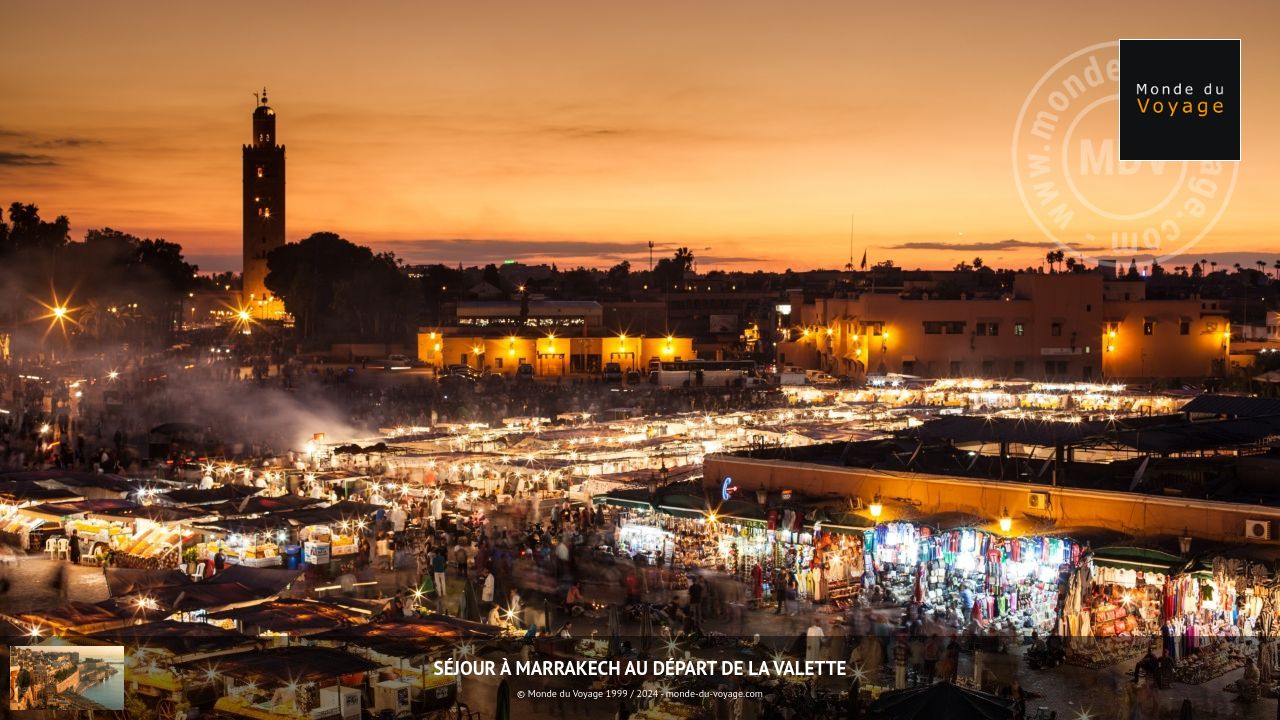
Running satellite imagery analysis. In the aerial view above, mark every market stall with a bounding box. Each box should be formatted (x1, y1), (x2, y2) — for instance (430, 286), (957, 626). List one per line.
(863, 522), (1075, 637)
(176, 646), (380, 720)
(312, 614), (504, 713)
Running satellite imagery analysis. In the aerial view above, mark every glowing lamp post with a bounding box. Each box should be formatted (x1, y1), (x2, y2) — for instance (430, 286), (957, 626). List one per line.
(998, 508), (1013, 534)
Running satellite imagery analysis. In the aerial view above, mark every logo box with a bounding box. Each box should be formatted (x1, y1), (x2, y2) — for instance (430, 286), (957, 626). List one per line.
(1119, 39), (1241, 161)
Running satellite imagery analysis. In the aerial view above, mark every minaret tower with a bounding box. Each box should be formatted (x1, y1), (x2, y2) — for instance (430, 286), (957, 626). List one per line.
(242, 87), (286, 317)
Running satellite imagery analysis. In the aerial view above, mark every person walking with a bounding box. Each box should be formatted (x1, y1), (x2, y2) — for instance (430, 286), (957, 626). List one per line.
(67, 530), (81, 565)
(432, 548), (449, 600)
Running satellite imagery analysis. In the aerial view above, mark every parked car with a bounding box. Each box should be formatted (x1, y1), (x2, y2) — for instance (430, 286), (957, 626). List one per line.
(516, 363), (535, 382)
(444, 364), (481, 380)
(602, 362), (623, 383)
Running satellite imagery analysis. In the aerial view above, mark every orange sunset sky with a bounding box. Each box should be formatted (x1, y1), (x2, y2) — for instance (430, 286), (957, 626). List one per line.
(1, 1), (1276, 273)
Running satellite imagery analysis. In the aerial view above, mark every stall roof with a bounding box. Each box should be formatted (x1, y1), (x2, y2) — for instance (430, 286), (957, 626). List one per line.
(4, 601), (133, 634)
(175, 646), (381, 684)
(911, 415), (1107, 447)
(90, 505), (212, 523)
(105, 565), (303, 614)
(1180, 394), (1280, 418)
(105, 568), (192, 598)
(23, 498), (140, 520)
(312, 615), (502, 659)
(0, 481), (82, 503)
(157, 485), (258, 506)
(207, 494), (323, 516)
(91, 620), (256, 655)
(205, 599), (368, 633)
(1110, 415), (1280, 453)
(0, 470), (135, 493)
(285, 500), (384, 526)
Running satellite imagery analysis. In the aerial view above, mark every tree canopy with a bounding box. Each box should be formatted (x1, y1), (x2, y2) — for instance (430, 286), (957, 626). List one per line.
(265, 231), (421, 341)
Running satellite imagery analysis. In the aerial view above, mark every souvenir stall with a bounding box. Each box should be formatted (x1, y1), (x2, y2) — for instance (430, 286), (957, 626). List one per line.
(1058, 547), (1175, 669)
(863, 522), (1076, 637)
(1060, 548), (1272, 681)
(1161, 556), (1273, 684)
(614, 512), (676, 565)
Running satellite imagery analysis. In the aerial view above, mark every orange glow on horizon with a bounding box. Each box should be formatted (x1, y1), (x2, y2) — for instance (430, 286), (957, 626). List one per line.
(1, 3), (1275, 272)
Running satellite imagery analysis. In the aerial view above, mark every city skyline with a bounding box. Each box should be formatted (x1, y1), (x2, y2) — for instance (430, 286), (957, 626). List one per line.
(2, 1), (1279, 274)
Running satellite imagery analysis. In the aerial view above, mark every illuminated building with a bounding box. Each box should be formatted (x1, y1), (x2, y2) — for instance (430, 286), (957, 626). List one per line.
(241, 87), (287, 319)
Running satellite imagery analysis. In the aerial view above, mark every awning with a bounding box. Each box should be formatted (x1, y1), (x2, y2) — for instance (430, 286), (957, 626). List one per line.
(1090, 546), (1183, 572)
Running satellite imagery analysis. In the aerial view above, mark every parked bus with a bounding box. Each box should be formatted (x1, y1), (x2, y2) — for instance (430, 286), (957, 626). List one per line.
(648, 359), (763, 388)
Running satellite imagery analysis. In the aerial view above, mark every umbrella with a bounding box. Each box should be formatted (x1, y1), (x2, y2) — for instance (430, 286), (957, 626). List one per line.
(607, 603), (621, 657)
(496, 678), (512, 720)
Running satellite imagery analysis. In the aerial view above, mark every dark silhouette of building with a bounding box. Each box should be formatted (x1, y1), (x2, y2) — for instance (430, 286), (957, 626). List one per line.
(242, 87), (286, 317)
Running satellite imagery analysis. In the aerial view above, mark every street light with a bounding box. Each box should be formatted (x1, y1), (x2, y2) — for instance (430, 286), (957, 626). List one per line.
(999, 508), (1013, 533)
(868, 493), (883, 519)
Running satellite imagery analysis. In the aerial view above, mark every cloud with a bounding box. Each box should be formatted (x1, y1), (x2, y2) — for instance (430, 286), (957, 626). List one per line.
(0, 151), (56, 166)
(885, 238), (1106, 253)
(34, 137), (103, 149)
(369, 238), (763, 267)
(541, 125), (631, 139)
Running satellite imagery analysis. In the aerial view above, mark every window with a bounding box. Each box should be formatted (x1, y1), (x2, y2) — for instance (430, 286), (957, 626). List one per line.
(1082, 365), (1094, 380)
(460, 353), (469, 365)
(1014, 323), (1026, 336)
(1085, 304), (1092, 312)
(1051, 322), (1063, 337)
(975, 322), (999, 336)
(494, 358), (504, 369)
(949, 360), (961, 375)
(981, 360), (994, 376)
(256, 166), (264, 178)
(1179, 319), (1190, 335)
(924, 321), (966, 334)
(1013, 360), (1025, 376)
(902, 361), (916, 375)
(1143, 321), (1154, 336)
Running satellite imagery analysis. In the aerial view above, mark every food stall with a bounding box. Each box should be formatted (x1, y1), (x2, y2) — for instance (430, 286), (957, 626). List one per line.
(193, 516), (290, 569)
(312, 614), (504, 713)
(87, 505), (211, 569)
(90, 620), (257, 720)
(0, 482), (83, 550)
(177, 646), (380, 720)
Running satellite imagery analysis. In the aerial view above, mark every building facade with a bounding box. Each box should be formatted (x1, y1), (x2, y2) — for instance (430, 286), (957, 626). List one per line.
(418, 300), (694, 376)
(242, 88), (287, 319)
(778, 273), (1229, 381)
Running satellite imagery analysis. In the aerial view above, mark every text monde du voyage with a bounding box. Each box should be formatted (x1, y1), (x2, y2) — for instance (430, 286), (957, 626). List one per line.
(1134, 83), (1228, 118)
